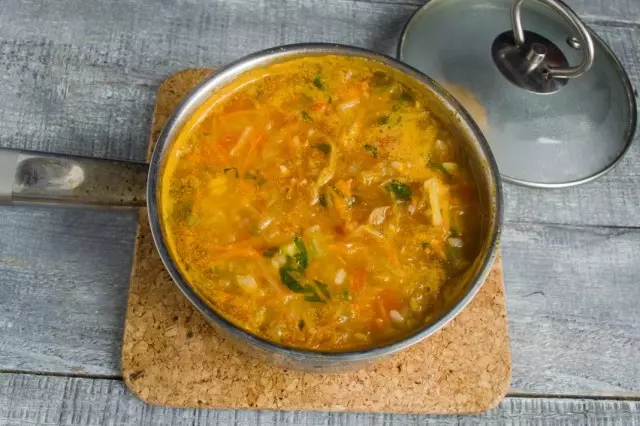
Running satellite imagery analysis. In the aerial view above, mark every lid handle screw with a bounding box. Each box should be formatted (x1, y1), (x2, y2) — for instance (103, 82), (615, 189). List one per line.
(510, 0), (595, 78)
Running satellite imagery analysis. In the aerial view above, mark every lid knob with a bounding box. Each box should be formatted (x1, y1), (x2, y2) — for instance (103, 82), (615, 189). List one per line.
(510, 0), (595, 79)
(399, 0), (637, 187)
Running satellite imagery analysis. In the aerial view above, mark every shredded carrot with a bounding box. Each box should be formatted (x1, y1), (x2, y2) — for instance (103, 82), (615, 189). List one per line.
(351, 268), (367, 292)
(334, 179), (352, 199)
(378, 289), (402, 312)
(241, 133), (265, 173)
(329, 243), (347, 253)
(376, 298), (389, 323)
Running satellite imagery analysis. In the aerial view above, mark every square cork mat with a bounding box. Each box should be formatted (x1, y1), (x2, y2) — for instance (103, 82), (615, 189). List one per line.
(121, 69), (511, 414)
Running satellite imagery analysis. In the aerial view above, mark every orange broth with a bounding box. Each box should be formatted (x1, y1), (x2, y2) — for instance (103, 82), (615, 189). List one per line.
(160, 55), (482, 350)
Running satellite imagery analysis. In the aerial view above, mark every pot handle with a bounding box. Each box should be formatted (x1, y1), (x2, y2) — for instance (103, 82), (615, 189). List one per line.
(0, 148), (148, 208)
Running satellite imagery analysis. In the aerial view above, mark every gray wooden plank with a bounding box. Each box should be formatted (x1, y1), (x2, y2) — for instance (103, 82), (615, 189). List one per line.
(0, 0), (415, 162)
(573, 0), (640, 24)
(2, 208), (640, 396)
(1, 373), (640, 425)
(0, 206), (137, 377)
(503, 222), (640, 396)
(357, 0), (640, 25)
(0, 0), (639, 227)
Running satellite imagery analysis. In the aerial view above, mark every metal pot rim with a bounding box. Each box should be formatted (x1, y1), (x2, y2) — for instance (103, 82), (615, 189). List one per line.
(146, 43), (504, 364)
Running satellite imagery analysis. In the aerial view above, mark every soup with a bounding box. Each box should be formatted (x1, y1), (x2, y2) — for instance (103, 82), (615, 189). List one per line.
(160, 55), (482, 351)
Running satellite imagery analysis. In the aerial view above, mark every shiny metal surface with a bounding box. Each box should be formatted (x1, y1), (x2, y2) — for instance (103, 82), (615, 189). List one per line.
(492, 30), (569, 94)
(0, 148), (147, 207)
(398, 0), (637, 188)
(147, 43), (503, 371)
(511, 0), (594, 79)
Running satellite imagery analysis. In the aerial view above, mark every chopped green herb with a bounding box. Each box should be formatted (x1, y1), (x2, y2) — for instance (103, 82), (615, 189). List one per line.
(385, 180), (412, 202)
(449, 228), (460, 238)
(371, 71), (392, 88)
(319, 193), (329, 207)
(341, 289), (352, 301)
(428, 160), (453, 179)
(301, 111), (312, 122)
(293, 236), (308, 269)
(312, 74), (325, 90)
(244, 170), (268, 185)
(312, 143), (331, 155)
(302, 281), (330, 303)
(223, 167), (239, 178)
(420, 241), (430, 249)
(363, 144), (378, 158)
(298, 319), (305, 330)
(327, 96), (332, 104)
(173, 202), (193, 222)
(377, 115), (389, 125)
(313, 280), (331, 300)
(304, 293), (324, 303)
(279, 267), (305, 292)
(398, 90), (415, 104)
(262, 247), (280, 257)
(278, 238), (326, 298)
(444, 244), (469, 273)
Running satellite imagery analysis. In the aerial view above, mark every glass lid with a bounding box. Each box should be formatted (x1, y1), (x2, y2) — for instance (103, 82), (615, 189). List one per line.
(399, 0), (636, 187)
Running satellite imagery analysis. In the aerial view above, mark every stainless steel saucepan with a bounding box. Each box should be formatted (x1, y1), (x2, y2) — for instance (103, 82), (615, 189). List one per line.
(0, 44), (502, 371)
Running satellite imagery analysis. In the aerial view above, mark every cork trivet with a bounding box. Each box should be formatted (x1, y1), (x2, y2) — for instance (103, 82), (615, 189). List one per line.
(121, 69), (511, 414)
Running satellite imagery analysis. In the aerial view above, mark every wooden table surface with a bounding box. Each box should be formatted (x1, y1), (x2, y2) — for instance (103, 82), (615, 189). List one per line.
(0, 0), (639, 424)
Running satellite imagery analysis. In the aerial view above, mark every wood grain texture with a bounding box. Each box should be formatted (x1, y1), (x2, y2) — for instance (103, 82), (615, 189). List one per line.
(0, 0), (415, 161)
(355, 0), (640, 24)
(0, 206), (137, 376)
(1, 373), (640, 425)
(503, 223), (640, 395)
(0, 0), (638, 227)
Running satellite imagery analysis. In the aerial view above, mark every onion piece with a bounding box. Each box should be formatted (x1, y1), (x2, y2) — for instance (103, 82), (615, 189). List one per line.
(442, 162), (459, 174)
(390, 310), (405, 324)
(271, 253), (287, 269)
(283, 242), (298, 257)
(391, 161), (403, 172)
(236, 274), (258, 292)
(258, 217), (273, 231)
(335, 268), (347, 285)
(230, 126), (252, 156)
(279, 164), (290, 176)
(337, 99), (360, 111)
(424, 179), (442, 226)
(368, 206), (390, 225)
(448, 237), (464, 248)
